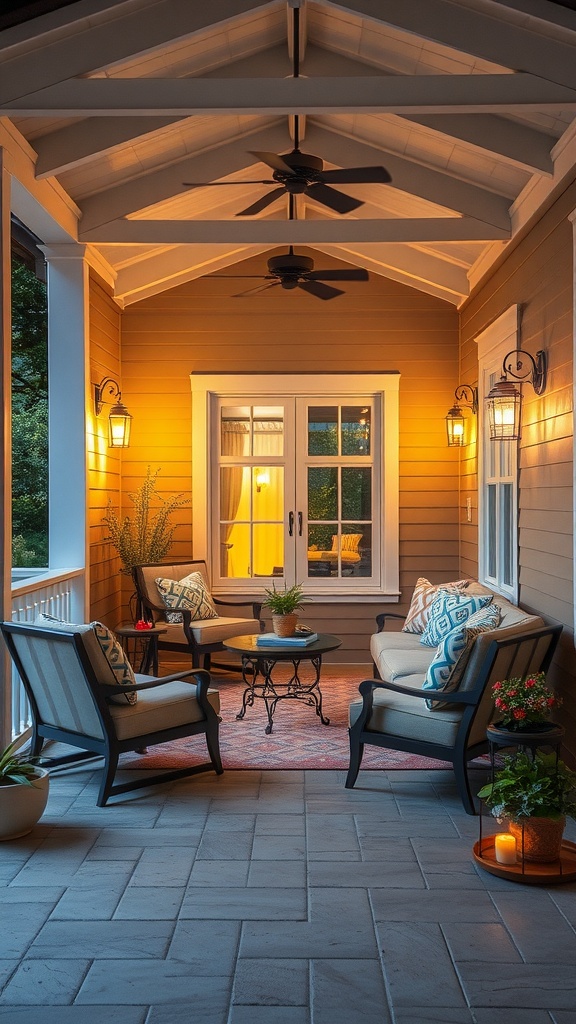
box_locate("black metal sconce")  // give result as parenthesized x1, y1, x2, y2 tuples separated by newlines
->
(94, 377, 132, 448)
(485, 349, 547, 441)
(446, 384, 478, 447)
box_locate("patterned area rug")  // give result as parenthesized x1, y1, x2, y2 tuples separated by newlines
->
(121, 666, 452, 771)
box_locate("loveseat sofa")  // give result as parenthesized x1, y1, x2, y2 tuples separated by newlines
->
(347, 579, 562, 813)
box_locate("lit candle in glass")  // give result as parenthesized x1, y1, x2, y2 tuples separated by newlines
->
(494, 833, 517, 865)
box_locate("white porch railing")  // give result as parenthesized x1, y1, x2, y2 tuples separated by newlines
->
(9, 568, 85, 741)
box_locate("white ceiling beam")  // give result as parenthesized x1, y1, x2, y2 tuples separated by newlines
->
(306, 125, 512, 229)
(32, 44, 554, 177)
(78, 123, 292, 231)
(80, 217, 510, 244)
(332, 0, 576, 90)
(4, 73, 576, 117)
(34, 116, 182, 178)
(0, 0, 275, 102)
(313, 241, 469, 302)
(114, 242, 270, 304)
(400, 113, 553, 175)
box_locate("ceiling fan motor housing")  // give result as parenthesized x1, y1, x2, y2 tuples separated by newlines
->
(267, 254, 315, 276)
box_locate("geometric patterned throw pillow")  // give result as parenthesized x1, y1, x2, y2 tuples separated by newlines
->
(155, 571, 217, 624)
(93, 622, 138, 705)
(35, 612, 137, 705)
(423, 603, 502, 709)
(420, 590, 493, 647)
(402, 577, 470, 635)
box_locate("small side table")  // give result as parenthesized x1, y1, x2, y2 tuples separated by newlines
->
(114, 625, 167, 675)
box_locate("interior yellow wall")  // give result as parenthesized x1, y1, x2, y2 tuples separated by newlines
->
(118, 249, 460, 662)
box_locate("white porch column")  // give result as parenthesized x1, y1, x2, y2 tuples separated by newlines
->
(0, 151, 12, 746)
(41, 244, 90, 619)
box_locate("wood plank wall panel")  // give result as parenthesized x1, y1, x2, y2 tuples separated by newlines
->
(88, 270, 124, 628)
(120, 250, 460, 663)
(459, 181, 575, 759)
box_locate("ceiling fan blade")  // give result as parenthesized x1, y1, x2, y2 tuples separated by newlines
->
(306, 183, 363, 214)
(235, 187, 287, 217)
(183, 180, 273, 187)
(308, 269, 369, 282)
(248, 150, 295, 174)
(298, 280, 344, 301)
(321, 166, 391, 184)
(233, 282, 280, 297)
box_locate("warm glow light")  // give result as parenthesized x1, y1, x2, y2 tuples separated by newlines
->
(108, 402, 132, 448)
(255, 469, 270, 492)
(446, 405, 466, 447)
(494, 833, 516, 865)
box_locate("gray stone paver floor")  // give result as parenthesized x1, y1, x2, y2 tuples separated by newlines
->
(1, 763, 575, 1024)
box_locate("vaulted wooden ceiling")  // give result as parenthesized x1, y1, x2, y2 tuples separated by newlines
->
(3, 0, 576, 306)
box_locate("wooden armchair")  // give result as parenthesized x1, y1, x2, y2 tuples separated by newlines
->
(134, 560, 264, 670)
(1, 619, 223, 807)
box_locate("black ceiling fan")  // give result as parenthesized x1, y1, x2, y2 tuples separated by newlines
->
(183, 4, 391, 216)
(224, 246, 369, 300)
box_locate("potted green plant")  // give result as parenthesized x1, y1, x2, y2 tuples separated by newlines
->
(478, 750, 576, 862)
(0, 740, 49, 841)
(262, 582, 308, 637)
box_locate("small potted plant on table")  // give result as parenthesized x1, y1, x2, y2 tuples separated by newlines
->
(490, 671, 562, 738)
(262, 582, 308, 637)
(0, 740, 49, 841)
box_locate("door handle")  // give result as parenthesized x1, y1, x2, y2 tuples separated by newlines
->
(288, 511, 294, 537)
(298, 512, 303, 537)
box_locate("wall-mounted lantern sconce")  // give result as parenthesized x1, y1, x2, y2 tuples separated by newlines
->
(485, 349, 547, 441)
(94, 377, 132, 448)
(445, 384, 478, 447)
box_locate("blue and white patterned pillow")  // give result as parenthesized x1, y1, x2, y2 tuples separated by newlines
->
(420, 590, 493, 647)
(423, 603, 502, 708)
(155, 571, 217, 624)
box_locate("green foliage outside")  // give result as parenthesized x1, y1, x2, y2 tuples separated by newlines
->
(11, 259, 48, 567)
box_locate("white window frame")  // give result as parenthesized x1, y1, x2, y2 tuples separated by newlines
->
(477, 306, 519, 603)
(190, 372, 400, 602)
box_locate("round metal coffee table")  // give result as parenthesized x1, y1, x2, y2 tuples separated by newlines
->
(223, 633, 342, 734)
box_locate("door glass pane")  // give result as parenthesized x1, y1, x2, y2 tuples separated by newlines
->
(252, 466, 283, 520)
(253, 406, 283, 457)
(221, 406, 250, 456)
(342, 406, 371, 455)
(307, 523, 336, 577)
(253, 523, 284, 579)
(220, 522, 250, 579)
(342, 467, 371, 519)
(502, 483, 513, 587)
(308, 467, 338, 521)
(487, 484, 497, 579)
(308, 406, 338, 455)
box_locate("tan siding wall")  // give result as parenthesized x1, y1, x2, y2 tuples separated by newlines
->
(88, 270, 124, 627)
(459, 183, 575, 758)
(120, 250, 460, 663)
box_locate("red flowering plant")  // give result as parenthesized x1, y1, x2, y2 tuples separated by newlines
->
(492, 671, 562, 731)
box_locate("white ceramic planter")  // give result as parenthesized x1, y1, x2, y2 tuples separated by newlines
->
(0, 769, 50, 841)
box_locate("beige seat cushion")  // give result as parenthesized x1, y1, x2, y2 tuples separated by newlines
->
(109, 678, 220, 741)
(349, 679, 463, 748)
(370, 631, 434, 682)
(161, 617, 261, 646)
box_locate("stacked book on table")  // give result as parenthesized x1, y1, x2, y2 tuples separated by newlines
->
(256, 631, 319, 646)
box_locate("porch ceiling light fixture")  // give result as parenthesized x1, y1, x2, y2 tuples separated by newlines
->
(94, 376, 132, 448)
(445, 384, 478, 447)
(485, 349, 547, 441)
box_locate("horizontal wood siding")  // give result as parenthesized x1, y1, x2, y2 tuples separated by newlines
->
(459, 181, 575, 759)
(120, 250, 460, 664)
(88, 270, 124, 628)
